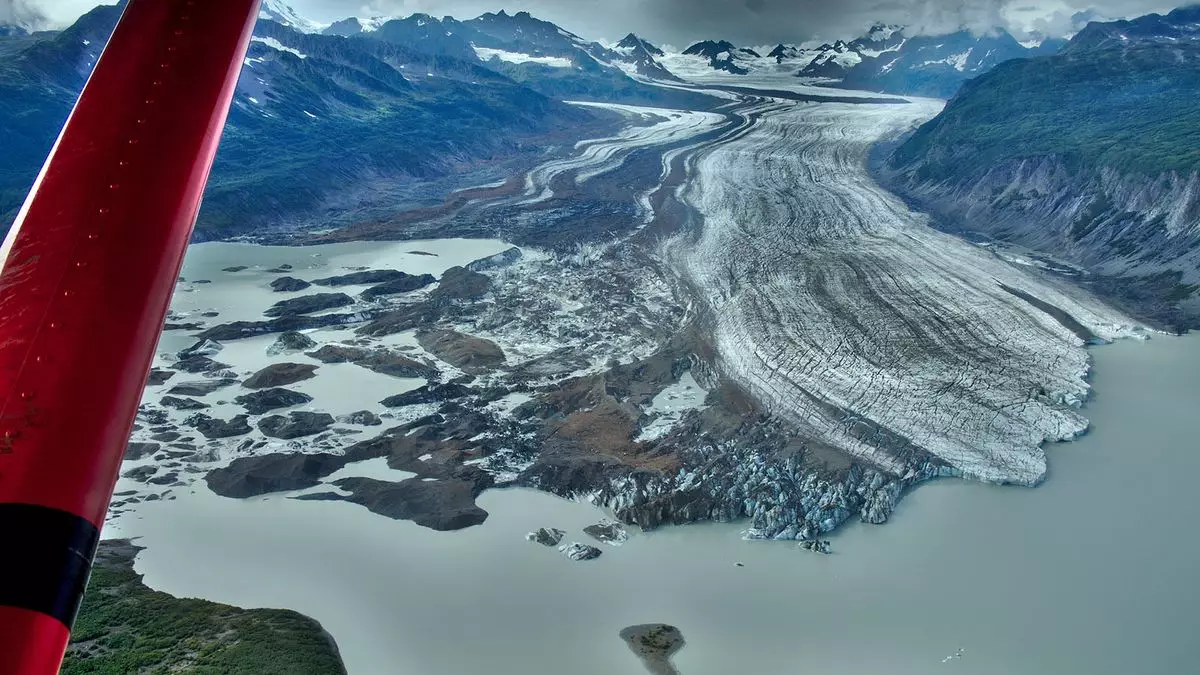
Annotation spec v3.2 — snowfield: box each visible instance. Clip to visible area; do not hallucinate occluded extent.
[472,47,574,68]
[666,100,1146,485]
[250,35,308,59]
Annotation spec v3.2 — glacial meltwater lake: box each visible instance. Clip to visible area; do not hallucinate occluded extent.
[108,330,1200,675]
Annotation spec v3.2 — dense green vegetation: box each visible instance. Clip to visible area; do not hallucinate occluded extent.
[890,42,1200,180]
[62,541,345,675]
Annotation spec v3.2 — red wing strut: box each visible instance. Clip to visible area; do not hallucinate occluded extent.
[0,1,261,672]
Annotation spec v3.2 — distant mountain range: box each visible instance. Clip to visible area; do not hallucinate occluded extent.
[883,5,1200,329]
[674,22,1066,97]
[5,0,1181,254]
[0,3,711,240]
[256,1,1071,100]
[836,29,1066,97]
[681,40,762,74]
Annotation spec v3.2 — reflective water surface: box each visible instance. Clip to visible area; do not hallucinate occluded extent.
[120,330,1200,675]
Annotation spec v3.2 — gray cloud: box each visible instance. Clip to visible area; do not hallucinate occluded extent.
[1,0,49,29]
[321,0,1184,45]
[30,0,1192,47]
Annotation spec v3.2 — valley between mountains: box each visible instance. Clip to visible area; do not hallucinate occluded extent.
[114,83,1145,546]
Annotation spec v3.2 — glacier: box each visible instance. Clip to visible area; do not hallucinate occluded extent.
[664,99,1144,486]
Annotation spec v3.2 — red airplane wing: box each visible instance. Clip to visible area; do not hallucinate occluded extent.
[0,1,261,672]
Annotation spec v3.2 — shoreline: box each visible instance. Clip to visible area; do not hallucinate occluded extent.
[108,326,1195,672]
[93,81,1191,673]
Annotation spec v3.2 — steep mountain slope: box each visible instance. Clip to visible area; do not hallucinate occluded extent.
[0,5,115,223]
[0,7,600,239]
[681,40,762,74]
[767,43,805,62]
[321,16,391,37]
[617,33,664,57]
[353,11,703,106]
[612,33,679,81]
[258,0,327,34]
[360,13,478,60]
[881,6,1200,329]
[797,40,864,78]
[847,23,906,55]
[657,22,1058,100]
[836,29,1055,97]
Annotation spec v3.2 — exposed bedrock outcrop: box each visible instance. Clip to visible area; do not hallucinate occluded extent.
[268,331,319,355]
[265,293,355,318]
[416,329,505,374]
[312,269,416,287]
[206,417,497,530]
[167,379,237,397]
[430,266,490,303]
[207,453,353,498]
[270,276,312,292]
[306,344,437,379]
[332,474,492,531]
[186,414,254,440]
[258,412,336,439]
[171,355,232,374]
[235,388,314,415]
[360,274,436,300]
[243,363,319,389]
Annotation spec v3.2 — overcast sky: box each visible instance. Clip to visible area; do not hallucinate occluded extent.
[13,0,1187,46]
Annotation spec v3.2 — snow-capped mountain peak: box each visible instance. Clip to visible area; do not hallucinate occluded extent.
[616,33,666,57]
[680,39,761,74]
[259,0,327,34]
[321,14,395,37]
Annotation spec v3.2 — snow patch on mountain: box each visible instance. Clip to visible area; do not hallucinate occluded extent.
[258,0,327,33]
[251,36,307,60]
[472,47,573,68]
[922,49,971,70]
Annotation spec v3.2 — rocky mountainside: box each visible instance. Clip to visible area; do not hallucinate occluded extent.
[0,5,610,240]
[682,40,762,74]
[662,22,1061,98]
[352,13,479,60]
[0,5,115,226]
[612,33,680,81]
[766,43,804,62]
[258,0,327,34]
[797,40,865,78]
[617,33,665,57]
[329,11,704,106]
[881,6,1200,330]
[835,28,1065,97]
[661,26,901,80]
[846,22,907,55]
[791,24,907,78]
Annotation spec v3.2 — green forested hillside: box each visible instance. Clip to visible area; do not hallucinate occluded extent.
[890,40,1200,181]
[62,540,346,675]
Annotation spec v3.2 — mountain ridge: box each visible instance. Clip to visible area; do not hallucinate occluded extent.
[0,6,616,240]
[881,6,1200,330]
